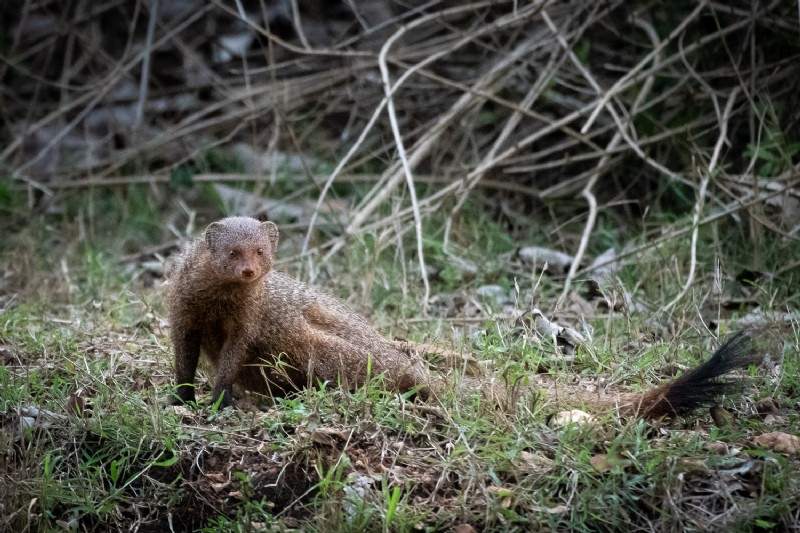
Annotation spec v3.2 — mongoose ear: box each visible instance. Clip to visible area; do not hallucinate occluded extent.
[261,221,279,252]
[204,222,222,249]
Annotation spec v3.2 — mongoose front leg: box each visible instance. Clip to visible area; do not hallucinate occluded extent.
[172,332,201,405]
[211,340,250,409]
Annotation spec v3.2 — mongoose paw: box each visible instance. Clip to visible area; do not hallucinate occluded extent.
[168,386,197,407]
[211,387,236,410]
[167,397,198,409]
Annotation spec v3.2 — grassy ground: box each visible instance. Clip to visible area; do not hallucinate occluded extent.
[1,188,799,532]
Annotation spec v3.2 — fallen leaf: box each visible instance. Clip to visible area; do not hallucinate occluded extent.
[753,432,800,455]
[514,451,555,474]
[589,453,629,472]
[710,405,734,428]
[486,486,514,497]
[311,427,350,447]
[677,458,709,475]
[170,405,194,417]
[211,481,231,492]
[66,393,91,418]
[755,397,780,417]
[590,454,611,472]
[529,308,587,355]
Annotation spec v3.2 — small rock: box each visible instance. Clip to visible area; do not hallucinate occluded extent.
[18,416,36,432]
[550,409,595,429]
[519,246,574,271]
[476,285,509,306]
[762,414,778,425]
[17,405,65,429]
[586,248,619,278]
[19,406,40,418]
[704,441,730,455]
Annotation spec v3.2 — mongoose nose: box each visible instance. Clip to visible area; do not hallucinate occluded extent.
[241,268,255,278]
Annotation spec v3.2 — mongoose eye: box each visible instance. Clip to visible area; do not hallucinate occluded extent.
[257,248,264,255]
[229,250,237,258]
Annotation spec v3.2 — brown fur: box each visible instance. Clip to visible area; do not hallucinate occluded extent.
[168,218,757,417]
[167,216,429,408]
[616,331,759,418]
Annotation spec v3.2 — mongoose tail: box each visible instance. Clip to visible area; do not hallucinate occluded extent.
[620,332,760,418]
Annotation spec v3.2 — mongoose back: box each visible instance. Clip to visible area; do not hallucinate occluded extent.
[167,216,429,408]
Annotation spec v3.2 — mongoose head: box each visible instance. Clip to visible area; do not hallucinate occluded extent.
[204,217,279,283]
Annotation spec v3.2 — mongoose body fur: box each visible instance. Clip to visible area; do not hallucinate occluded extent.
[167,217,758,418]
[167,216,429,408]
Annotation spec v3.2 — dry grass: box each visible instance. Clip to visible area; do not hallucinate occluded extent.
[3,1,799,273]
[1,1,800,531]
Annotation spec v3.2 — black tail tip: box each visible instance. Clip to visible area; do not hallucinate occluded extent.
[642,330,761,418]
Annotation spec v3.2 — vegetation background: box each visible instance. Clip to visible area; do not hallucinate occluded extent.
[1,0,799,531]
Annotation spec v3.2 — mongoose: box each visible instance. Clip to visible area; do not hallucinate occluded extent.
[167,216,758,417]
[167,216,429,408]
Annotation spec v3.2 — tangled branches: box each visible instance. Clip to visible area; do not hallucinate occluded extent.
[2,1,799,290]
